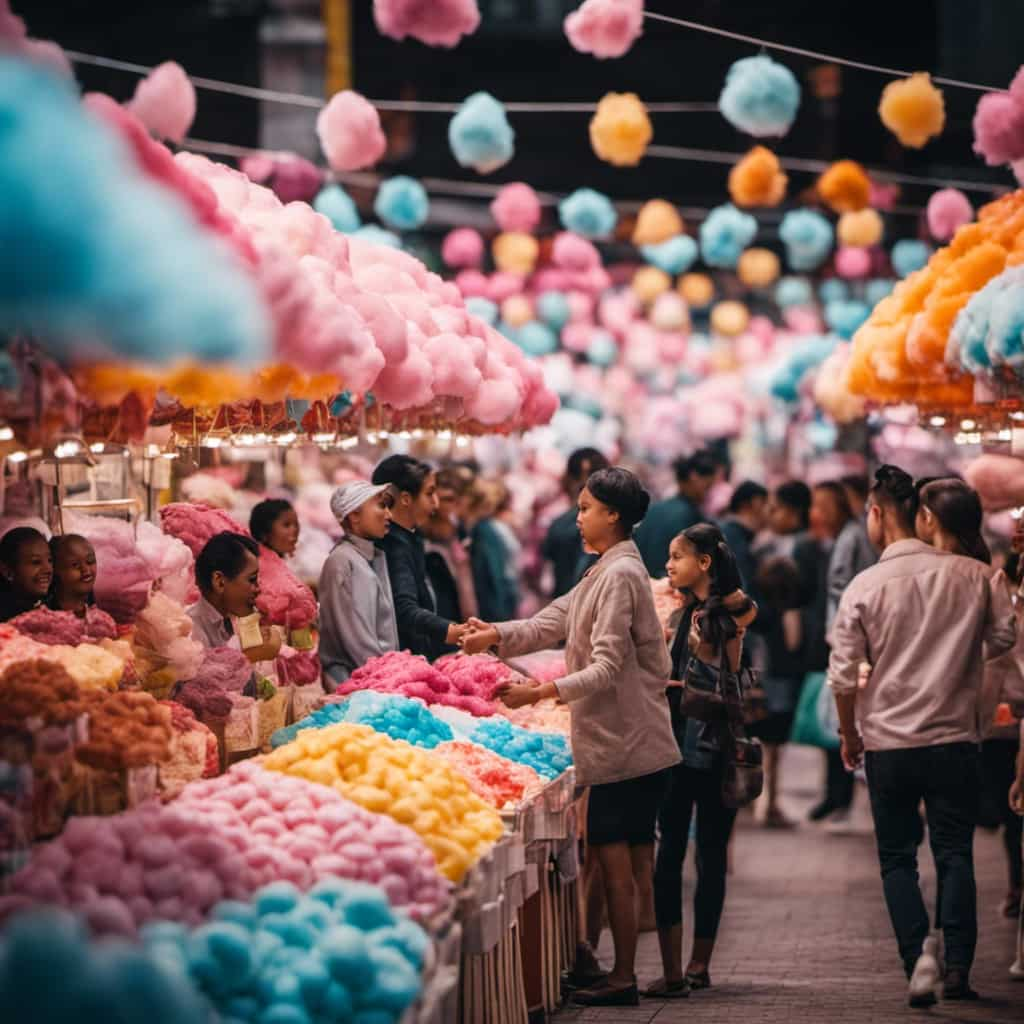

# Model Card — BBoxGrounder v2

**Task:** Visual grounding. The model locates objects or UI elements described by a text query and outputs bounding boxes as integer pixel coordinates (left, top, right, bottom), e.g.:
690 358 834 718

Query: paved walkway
556 748 1023 1023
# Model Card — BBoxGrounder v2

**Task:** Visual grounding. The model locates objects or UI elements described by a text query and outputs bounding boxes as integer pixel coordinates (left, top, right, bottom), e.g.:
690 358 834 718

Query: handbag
678 647 742 723
790 672 840 750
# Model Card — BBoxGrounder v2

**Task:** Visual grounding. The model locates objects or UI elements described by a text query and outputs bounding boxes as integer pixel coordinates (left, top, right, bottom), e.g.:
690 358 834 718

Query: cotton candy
825 299 871 339
878 73 944 148
126 62 196 144
737 247 780 288
316 90 386 172
972 67 1024 166
891 239 932 278
780 209 834 271
374 176 429 231
774 276 813 308
631 199 683 245
818 160 871 213
926 188 972 242
948 263 1024 373
640 235 697 276
449 91 514 174
719 55 801 138
699 204 757 269
490 182 542 232
493 232 539 274
373 0 481 47
728 145 787 208
468 716 572 780
558 188 617 239
313 185 361 233
837 208 883 248
963 454 1024 511
564 0 643 59
835 246 871 280
589 91 651 166
441 227 484 268
770 335 836 403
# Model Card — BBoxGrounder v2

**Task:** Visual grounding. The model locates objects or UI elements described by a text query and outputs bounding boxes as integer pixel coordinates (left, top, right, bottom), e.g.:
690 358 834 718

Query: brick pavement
555 748 1024 1023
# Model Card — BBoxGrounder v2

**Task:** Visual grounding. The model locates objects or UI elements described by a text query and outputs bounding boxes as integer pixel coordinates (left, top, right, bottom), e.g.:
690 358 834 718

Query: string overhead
64 50 715 114
642 10 1004 94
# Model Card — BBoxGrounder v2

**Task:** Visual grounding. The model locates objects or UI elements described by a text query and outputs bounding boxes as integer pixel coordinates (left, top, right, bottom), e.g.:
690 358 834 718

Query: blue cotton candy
699 205 758 269
641 234 698 275
559 188 617 239
260 1005 311 1024
321 925 373 988
891 239 931 278
586 330 618 367
818 278 849 305
517 320 559 356
825 299 871 340
949 264 1024 373
313 185 361 233
865 278 896 307
719 55 801 138
770 335 837 403
497 321 521 345
780 210 834 271
332 691 454 749
255 882 302 917
536 291 571 330
0 57 271 367
774 276 813 308
353 225 403 249
465 296 498 324
449 92 515 174
469 717 572 778
374 176 429 231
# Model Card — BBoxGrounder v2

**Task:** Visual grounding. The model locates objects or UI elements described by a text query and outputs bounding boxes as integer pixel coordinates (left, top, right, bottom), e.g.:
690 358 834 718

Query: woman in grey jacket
462 467 680 1007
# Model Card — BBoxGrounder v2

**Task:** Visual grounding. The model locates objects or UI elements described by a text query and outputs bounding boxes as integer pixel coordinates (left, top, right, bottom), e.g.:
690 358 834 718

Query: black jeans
823 745 855 811
865 743 980 976
981 738 1023 892
653 760 738 937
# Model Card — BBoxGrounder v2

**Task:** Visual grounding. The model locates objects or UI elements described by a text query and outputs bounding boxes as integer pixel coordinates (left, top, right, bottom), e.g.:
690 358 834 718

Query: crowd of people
1 448 1022 1010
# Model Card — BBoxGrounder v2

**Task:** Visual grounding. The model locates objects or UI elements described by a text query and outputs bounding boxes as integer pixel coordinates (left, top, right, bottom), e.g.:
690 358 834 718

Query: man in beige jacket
829 466 1016 1008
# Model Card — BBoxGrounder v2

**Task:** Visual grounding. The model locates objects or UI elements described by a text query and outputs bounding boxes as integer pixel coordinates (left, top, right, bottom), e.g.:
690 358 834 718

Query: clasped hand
453 618 550 708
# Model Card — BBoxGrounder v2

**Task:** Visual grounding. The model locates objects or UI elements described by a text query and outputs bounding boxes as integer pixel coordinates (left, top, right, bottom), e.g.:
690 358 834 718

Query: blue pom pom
774 276 813 308
586 330 618 367
517 321 559 356
259 1004 311 1024
496 320 521 344
891 239 931 278
699 205 757 269
338 692 453 749
255 882 302 918
825 299 871 340
449 92 515 174
465 296 498 324
322 981 355 1020
770 335 837 402
559 188 617 239
641 234 698 276
313 185 361 233
365 946 421 1013
469 717 572 778
780 210 834 271
865 278 895 307
353 225 403 249
321 925 372 989
818 279 849 305
374 176 429 231
536 291 571 330
719 55 801 138
0 57 271 367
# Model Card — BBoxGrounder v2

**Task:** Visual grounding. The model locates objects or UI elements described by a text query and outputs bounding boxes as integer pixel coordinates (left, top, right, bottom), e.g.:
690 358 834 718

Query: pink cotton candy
370 334 436 410
490 183 542 232
442 228 485 268
486 271 526 303
835 246 871 280
422 333 484 400
373 0 481 47
127 61 196 143
317 90 387 171
0 1 72 76
82 896 136 938
926 188 973 241
963 454 1024 511
552 231 600 271
972 70 1024 166
565 0 643 59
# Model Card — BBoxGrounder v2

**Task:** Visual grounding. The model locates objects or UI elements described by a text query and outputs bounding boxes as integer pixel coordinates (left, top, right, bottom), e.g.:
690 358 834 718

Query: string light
0 427 13 442
7 451 28 463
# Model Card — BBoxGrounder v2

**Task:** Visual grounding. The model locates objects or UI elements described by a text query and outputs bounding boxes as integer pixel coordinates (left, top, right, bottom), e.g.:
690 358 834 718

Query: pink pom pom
373 0 481 47
490 183 542 233
973 71 1024 166
561 322 594 353
271 157 325 204
442 228 485 268
564 0 643 59
567 291 596 322
926 188 973 241
455 269 490 297
486 272 526 303
835 246 871 280
552 232 600 271
317 90 387 171
127 62 196 144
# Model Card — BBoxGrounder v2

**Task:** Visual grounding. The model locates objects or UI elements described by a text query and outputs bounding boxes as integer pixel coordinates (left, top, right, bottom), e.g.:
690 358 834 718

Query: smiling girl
0 527 53 621
48 534 97 617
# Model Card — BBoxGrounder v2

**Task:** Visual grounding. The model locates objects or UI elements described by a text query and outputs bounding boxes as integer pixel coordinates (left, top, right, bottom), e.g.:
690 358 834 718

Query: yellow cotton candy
737 248 780 288
710 301 750 337
632 266 671 304
632 199 684 245
501 295 534 328
837 209 884 248
589 92 653 167
879 73 945 149
678 272 714 308
493 232 539 274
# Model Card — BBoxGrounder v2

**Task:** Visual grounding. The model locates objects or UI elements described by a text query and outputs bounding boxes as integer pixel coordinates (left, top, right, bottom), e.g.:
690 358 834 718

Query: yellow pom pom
632 199 684 245
501 294 534 328
710 300 750 337
837 209 884 248
678 272 715 308
728 146 787 208
818 160 871 214
737 248 780 288
492 232 539 274
879 72 945 149
589 92 653 167
631 266 671 304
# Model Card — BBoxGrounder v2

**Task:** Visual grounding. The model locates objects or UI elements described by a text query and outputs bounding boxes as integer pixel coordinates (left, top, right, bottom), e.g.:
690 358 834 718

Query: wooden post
322 0 352 96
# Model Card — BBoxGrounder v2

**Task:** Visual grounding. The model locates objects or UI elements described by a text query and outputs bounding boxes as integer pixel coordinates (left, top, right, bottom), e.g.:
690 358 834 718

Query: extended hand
446 622 468 646
495 680 544 709
840 730 864 772
459 619 499 655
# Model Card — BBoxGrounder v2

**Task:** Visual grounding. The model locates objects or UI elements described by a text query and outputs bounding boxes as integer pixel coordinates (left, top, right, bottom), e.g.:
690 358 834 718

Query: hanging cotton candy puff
373 0 481 47
972 66 1024 166
316 90 387 171
449 91 515 173
564 0 643 59
589 91 652 166
878 72 944 148
699 204 757 269
374 176 429 230
719 55 801 138
126 61 196 144
490 182 541 232
926 189 972 242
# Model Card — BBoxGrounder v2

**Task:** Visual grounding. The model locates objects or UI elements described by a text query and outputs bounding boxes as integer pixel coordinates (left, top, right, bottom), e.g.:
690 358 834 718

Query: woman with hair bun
461 466 681 1007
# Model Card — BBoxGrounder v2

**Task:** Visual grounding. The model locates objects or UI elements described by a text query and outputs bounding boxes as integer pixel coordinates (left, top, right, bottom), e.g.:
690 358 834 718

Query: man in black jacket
372 455 466 660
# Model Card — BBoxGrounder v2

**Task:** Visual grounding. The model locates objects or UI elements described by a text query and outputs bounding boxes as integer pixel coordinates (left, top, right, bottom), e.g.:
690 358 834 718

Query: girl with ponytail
647 524 756 998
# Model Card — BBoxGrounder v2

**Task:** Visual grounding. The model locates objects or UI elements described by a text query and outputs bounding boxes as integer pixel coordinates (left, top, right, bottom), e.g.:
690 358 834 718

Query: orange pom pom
632 199 684 245
837 209 884 248
737 248 780 288
818 160 872 214
728 146 788 208
879 73 945 149
589 92 653 167
678 272 715 308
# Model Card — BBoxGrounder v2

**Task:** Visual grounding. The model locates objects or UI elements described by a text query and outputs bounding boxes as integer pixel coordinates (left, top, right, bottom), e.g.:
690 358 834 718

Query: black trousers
823 745 855 811
653 760 738 937
864 743 980 976
980 737 1023 892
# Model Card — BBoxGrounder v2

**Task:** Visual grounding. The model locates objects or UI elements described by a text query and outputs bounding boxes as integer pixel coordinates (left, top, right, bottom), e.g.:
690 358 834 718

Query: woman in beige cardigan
462 467 681 1007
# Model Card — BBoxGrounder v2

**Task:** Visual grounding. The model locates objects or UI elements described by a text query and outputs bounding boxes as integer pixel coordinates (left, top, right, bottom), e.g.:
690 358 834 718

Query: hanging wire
641 11 1004 93
64 50 716 114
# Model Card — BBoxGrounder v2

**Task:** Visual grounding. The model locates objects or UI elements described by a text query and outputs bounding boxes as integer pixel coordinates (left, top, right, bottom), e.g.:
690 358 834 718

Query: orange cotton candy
589 92 653 167
818 160 871 213
433 741 544 808
728 146 787 208
879 73 945 149
632 200 684 245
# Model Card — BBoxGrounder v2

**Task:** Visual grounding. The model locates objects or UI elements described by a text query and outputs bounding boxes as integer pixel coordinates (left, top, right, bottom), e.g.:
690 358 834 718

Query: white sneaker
908 937 941 1008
